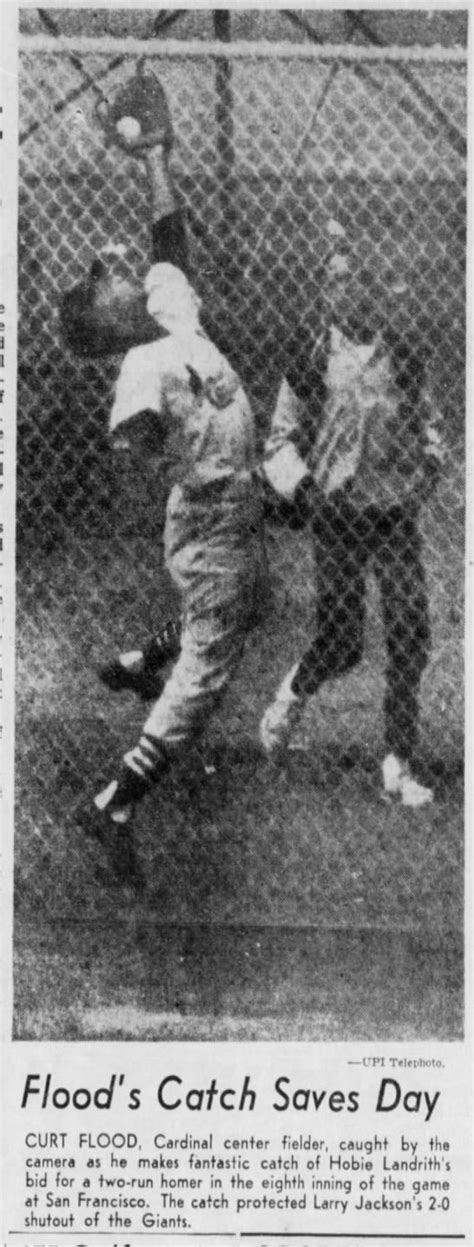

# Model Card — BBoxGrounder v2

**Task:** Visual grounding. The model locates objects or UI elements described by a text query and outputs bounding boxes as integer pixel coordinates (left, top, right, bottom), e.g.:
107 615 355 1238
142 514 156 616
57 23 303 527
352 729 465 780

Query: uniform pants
292 501 431 760
143 481 259 752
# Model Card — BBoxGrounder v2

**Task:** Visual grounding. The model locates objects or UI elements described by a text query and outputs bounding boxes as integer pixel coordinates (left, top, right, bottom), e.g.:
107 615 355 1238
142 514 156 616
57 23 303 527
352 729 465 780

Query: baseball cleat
98 622 181 700
79 779 145 888
95 764 150 817
81 765 151 840
94 778 134 825
381 753 433 807
259 664 304 756
77 793 133 844
98 653 165 701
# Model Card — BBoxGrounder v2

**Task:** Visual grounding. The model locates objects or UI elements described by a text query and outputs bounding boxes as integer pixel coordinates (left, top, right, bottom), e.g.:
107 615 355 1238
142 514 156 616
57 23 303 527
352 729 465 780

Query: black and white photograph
12 4 466 1047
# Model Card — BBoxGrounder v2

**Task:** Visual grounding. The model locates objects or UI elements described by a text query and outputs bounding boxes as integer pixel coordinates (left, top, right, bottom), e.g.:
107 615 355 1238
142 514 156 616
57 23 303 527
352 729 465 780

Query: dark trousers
292 500 431 760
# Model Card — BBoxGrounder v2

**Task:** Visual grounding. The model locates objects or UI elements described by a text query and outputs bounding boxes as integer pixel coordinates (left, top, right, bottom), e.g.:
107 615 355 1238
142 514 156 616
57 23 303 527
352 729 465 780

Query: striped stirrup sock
93 738 168 826
144 619 181 673
123 734 169 787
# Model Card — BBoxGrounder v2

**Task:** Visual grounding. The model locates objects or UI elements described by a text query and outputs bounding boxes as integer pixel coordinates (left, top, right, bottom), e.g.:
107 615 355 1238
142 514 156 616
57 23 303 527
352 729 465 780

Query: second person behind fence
90 262 260 832
260 248 446 806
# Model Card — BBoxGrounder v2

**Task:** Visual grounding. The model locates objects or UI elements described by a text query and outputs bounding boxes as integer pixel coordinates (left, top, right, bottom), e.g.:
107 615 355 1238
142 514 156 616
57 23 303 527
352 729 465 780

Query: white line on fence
19 36 467 65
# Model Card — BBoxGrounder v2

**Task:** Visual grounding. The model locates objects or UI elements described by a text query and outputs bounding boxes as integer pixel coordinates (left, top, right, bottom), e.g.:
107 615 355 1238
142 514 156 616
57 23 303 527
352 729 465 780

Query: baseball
116 115 142 143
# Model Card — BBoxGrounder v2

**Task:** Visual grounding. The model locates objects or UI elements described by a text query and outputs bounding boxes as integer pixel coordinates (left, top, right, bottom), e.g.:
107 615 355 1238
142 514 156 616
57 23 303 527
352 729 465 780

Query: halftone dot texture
16 34 464 961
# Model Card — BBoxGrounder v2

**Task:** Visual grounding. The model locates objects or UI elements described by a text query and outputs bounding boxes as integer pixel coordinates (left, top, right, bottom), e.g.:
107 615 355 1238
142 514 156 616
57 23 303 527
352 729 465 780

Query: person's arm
145 146 189 273
151 210 189 272
263 378 311 502
388 332 446 499
418 376 446 498
263 325 328 504
108 343 167 458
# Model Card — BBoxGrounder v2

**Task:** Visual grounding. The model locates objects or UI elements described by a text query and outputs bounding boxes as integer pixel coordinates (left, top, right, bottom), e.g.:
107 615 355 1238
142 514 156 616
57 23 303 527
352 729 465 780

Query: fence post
213 10 237 286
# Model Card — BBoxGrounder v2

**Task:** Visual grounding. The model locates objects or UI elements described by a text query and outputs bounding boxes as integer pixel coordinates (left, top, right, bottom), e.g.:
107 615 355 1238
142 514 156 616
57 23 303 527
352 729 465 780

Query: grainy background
15 8 465 1040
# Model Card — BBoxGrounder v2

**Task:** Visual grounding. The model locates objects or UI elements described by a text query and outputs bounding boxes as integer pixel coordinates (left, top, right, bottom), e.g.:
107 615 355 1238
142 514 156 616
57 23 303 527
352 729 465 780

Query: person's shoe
93 779 134 824
259 664 305 756
87 765 150 838
75 769 147 888
98 652 165 701
382 753 433 807
98 620 181 700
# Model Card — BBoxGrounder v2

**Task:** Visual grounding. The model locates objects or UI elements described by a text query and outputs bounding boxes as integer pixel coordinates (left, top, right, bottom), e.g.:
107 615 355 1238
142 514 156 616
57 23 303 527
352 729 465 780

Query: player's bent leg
90 736 170 834
259 616 364 759
259 665 306 756
91 521 254 837
80 742 168 888
142 598 245 751
259 529 367 758
382 661 433 807
381 670 433 807
377 514 433 806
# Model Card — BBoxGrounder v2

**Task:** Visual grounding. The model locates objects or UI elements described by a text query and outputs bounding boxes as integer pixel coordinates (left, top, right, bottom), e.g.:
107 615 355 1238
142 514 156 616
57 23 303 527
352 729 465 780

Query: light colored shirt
264 325 445 510
110 329 256 494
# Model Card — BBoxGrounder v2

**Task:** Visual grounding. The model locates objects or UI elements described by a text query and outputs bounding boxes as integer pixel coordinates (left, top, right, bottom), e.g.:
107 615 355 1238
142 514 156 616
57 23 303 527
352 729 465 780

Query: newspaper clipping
1 3 471 1246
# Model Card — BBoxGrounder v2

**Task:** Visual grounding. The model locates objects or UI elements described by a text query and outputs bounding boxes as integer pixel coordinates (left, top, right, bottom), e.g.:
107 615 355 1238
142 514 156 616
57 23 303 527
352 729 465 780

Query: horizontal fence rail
19 35 468 62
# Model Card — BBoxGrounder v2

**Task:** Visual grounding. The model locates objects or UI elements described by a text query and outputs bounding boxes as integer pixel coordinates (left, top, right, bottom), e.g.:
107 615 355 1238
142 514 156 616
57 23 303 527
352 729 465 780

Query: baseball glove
96 58 174 156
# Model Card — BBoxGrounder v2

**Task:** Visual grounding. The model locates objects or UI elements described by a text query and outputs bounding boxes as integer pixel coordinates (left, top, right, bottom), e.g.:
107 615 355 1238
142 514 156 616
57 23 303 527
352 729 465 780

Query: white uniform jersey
110 329 256 495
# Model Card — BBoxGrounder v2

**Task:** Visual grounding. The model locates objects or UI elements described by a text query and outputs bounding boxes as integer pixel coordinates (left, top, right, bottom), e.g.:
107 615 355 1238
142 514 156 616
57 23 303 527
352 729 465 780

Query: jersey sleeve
263 379 310 501
263 325 328 502
151 210 189 273
109 342 165 439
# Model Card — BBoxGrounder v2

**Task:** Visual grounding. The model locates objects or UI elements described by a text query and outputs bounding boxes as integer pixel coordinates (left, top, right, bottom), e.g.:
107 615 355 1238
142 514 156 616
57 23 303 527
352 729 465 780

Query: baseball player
259 247 445 806
79 64 268 701
91 262 261 829
61 64 189 699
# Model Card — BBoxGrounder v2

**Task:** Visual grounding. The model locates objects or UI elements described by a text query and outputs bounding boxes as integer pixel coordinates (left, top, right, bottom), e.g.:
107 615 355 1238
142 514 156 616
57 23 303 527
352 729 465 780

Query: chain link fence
16 39 465 933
